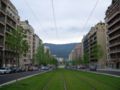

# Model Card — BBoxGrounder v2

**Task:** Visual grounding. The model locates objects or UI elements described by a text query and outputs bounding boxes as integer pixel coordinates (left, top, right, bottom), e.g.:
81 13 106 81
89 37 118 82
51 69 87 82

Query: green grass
0 69 120 90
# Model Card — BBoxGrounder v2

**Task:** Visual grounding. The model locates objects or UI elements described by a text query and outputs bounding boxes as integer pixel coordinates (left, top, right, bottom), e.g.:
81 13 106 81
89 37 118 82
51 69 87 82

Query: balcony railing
1 0 8 4
108 25 120 35
110 49 120 54
0 7 6 14
7 12 16 23
106 2 120 21
0 28 4 35
0 17 5 24
109 33 120 41
0 41 3 47
7 22 16 29
108 18 120 29
109 42 120 48
109 58 120 62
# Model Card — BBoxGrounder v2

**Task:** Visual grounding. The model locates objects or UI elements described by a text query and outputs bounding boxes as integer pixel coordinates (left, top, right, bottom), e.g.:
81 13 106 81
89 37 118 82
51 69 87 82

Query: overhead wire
78 0 100 36
51 0 59 39
24 0 49 36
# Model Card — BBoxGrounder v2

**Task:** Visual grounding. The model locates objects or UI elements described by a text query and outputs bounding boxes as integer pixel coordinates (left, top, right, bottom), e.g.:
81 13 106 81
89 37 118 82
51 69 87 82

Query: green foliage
83 51 89 65
35 44 57 65
6 27 29 66
92 44 103 60
70 58 82 66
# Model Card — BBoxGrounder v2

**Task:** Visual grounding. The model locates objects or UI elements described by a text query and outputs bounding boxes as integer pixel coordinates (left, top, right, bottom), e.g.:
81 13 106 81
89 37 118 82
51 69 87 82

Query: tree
92 44 103 61
35 44 57 66
82 51 89 65
6 27 29 66
35 44 44 65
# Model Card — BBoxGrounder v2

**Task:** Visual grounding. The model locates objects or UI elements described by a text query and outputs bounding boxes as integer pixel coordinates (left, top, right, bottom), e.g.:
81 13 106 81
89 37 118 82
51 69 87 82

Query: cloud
11 0 111 44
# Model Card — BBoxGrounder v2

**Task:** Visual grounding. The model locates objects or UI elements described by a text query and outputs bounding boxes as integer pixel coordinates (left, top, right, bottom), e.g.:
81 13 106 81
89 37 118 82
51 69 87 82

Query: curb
0 71 50 87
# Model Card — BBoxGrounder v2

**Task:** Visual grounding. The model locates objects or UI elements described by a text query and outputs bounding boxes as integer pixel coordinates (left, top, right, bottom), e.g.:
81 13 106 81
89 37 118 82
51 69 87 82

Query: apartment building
105 0 120 69
33 34 42 65
69 43 82 62
69 50 75 61
83 22 107 68
20 20 34 67
44 46 51 55
0 0 20 67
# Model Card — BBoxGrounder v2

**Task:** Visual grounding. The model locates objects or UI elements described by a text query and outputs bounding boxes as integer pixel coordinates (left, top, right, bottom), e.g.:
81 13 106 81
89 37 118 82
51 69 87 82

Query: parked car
0 67 11 74
5 67 11 74
0 68 6 74
78 65 86 69
10 67 17 73
16 67 23 72
89 65 97 71
41 66 49 70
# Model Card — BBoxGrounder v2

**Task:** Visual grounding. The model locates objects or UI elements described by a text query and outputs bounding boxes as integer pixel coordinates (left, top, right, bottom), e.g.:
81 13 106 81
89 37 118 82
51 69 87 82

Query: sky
11 0 111 44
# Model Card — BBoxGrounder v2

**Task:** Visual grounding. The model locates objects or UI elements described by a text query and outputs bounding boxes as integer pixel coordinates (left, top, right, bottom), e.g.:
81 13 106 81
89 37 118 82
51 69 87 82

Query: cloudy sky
11 0 111 44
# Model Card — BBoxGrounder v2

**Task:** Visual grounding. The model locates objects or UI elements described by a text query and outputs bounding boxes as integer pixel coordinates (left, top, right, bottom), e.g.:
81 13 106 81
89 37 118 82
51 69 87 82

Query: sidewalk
97 69 120 72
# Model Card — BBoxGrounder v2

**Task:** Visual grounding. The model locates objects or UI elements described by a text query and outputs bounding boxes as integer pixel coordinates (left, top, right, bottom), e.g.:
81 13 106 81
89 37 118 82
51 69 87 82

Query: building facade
83 22 107 68
0 0 20 67
69 43 82 62
20 20 34 67
105 0 120 69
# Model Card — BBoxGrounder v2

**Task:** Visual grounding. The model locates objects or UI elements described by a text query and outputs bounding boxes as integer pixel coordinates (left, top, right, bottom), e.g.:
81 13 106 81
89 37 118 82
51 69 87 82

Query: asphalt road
0 71 42 85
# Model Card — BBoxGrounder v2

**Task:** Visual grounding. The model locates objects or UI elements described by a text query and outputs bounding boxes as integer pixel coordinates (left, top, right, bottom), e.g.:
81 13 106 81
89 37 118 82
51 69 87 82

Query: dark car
10 67 17 73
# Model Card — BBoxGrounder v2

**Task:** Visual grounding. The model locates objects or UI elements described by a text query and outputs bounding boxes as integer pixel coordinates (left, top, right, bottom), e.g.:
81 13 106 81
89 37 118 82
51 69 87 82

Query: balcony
109 49 120 54
108 18 120 29
7 12 16 23
108 25 120 35
0 40 3 47
110 58 120 62
0 30 4 36
6 27 12 35
0 8 6 15
109 33 120 41
1 0 7 4
106 2 120 21
0 25 5 36
109 42 120 48
0 16 5 25
0 1 7 14
7 21 16 29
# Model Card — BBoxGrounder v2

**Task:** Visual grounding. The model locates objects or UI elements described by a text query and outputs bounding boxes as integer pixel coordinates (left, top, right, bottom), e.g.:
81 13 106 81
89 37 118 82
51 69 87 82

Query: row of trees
67 44 103 66
7 27 57 67
6 27 29 66
34 44 58 66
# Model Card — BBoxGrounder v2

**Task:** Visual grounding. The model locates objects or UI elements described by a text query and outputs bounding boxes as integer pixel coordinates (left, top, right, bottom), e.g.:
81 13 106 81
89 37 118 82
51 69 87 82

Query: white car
0 68 7 74
0 67 11 74
41 66 49 70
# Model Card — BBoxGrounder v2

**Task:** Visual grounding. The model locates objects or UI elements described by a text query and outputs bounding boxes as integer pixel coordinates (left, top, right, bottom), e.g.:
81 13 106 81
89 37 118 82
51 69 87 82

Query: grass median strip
0 69 120 90
44 69 65 90
0 71 55 90
74 70 120 90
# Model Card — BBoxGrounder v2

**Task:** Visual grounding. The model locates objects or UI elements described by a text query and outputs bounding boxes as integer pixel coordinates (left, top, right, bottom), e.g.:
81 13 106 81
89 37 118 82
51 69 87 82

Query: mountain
44 43 79 59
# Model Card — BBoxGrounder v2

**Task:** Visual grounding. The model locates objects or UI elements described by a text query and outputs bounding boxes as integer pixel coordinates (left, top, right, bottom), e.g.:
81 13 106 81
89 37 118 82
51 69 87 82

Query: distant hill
44 43 79 59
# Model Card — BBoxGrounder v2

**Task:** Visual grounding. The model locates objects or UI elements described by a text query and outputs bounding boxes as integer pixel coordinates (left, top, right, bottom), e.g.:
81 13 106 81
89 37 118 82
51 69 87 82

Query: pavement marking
0 71 50 87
